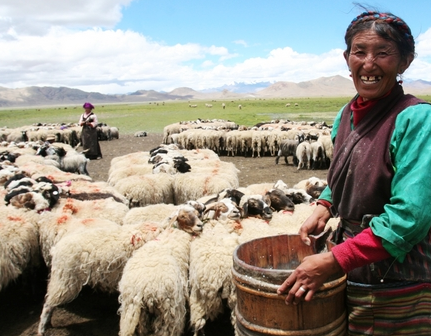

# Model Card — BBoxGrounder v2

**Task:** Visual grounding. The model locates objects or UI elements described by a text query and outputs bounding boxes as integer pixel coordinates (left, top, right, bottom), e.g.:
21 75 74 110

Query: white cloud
0 27 353 94
416 27 431 58
0 0 430 94
233 40 248 47
0 0 131 34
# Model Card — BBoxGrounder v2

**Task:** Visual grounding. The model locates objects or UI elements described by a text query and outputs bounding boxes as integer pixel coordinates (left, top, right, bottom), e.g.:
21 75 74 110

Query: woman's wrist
316 199 332 209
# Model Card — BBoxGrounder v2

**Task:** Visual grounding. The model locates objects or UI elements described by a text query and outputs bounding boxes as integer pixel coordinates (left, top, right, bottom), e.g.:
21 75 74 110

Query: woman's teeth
360 75 382 84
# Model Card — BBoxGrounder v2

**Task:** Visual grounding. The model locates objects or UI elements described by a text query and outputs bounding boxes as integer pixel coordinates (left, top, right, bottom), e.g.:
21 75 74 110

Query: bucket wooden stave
233 234 346 336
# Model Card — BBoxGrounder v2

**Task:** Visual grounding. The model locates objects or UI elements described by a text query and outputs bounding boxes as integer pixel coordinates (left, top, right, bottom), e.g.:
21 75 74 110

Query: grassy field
2 95 430 134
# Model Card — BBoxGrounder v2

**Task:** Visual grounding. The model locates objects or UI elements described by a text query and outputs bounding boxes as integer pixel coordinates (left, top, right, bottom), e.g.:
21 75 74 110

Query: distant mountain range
0 75 430 108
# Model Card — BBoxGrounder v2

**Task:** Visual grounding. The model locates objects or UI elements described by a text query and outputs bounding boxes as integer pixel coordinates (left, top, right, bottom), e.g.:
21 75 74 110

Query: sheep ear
168 215 178 227
202 204 216 219
263 194 271 206
204 196 218 205
203 203 216 214
242 203 248 218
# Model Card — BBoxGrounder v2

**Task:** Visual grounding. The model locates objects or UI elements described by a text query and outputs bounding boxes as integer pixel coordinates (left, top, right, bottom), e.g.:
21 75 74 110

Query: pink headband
347 11 414 49
83 102 94 109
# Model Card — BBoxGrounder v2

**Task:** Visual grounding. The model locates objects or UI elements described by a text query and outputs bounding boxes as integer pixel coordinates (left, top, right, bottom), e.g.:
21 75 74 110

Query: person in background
277 8 431 335
79 102 102 160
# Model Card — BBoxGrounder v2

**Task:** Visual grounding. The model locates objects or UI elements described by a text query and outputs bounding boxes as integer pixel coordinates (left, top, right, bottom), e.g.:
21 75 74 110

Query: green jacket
320 102 431 262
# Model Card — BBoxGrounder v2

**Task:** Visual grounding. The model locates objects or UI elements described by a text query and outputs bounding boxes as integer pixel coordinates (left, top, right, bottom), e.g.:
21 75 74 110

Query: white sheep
173 172 238 205
37 221 164 336
37 204 203 335
54 147 89 175
110 126 119 139
109 152 151 174
17 161 92 183
107 164 153 187
0 208 40 292
114 173 175 207
310 141 326 169
123 203 178 225
237 216 280 244
269 203 339 233
118 224 199 336
189 220 240 335
317 134 333 167
37 212 121 267
51 196 130 225
296 141 312 170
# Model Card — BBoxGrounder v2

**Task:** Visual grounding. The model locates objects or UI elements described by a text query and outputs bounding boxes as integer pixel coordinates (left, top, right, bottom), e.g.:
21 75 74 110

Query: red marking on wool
7 216 23 222
57 215 68 224
233 221 243 232
202 176 212 195
130 234 141 246
82 218 95 225
62 200 79 214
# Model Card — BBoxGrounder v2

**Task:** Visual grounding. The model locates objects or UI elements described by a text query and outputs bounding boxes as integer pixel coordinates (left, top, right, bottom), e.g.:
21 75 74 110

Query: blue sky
0 0 430 94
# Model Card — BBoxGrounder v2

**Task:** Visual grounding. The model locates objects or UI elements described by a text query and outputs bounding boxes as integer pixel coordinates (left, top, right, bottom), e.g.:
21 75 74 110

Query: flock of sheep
162 118 334 169
1 119 337 336
0 122 119 146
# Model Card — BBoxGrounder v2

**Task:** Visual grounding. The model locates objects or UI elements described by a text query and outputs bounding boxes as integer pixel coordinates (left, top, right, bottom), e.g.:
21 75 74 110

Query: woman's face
344 30 412 101
84 108 92 113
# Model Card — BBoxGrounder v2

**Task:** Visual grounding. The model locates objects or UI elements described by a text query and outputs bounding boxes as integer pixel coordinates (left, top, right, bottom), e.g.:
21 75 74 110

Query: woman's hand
277 252 343 305
299 204 331 246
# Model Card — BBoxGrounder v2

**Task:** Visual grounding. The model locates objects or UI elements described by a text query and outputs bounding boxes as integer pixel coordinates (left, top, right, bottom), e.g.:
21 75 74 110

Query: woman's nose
362 54 377 69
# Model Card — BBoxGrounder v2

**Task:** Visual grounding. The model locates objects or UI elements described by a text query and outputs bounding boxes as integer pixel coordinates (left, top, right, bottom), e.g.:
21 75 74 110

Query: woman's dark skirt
81 126 102 160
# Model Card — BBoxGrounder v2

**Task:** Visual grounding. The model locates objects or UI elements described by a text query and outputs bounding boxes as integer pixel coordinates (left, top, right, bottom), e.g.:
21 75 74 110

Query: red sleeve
331 227 391 273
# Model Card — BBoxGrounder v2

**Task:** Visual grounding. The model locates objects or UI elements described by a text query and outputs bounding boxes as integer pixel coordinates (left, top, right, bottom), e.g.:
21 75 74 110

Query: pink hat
83 102 95 109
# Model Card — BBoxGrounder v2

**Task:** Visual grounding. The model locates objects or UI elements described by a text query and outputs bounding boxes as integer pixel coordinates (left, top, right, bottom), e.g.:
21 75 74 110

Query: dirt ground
0 133 328 336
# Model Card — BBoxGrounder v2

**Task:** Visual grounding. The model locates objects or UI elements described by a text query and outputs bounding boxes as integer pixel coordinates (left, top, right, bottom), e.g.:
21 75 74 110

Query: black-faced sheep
52 147 89 175
239 194 273 220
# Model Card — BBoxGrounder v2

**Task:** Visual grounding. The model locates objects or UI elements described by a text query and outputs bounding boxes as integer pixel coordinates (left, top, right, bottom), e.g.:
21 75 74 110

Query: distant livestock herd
0 122 119 147
163 118 334 169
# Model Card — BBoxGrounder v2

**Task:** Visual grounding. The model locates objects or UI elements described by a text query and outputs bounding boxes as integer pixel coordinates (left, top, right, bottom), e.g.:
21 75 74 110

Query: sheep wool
52 197 129 225
37 221 163 336
0 208 40 291
189 221 240 335
118 227 192 336
123 203 178 225
107 164 153 187
113 173 175 207
36 212 120 267
173 172 238 205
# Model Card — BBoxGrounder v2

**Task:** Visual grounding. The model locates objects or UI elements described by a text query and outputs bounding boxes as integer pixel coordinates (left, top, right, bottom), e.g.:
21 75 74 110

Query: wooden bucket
232 234 346 336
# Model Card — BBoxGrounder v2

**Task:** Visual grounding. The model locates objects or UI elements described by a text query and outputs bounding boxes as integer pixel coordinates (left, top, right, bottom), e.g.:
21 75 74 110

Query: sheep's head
202 198 241 222
240 194 273 220
185 200 206 217
285 188 314 204
266 189 295 212
169 204 203 235
217 188 245 206
54 147 67 157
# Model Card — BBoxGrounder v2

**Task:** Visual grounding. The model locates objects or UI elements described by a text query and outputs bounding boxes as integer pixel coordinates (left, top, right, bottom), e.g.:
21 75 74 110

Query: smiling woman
277 8 431 336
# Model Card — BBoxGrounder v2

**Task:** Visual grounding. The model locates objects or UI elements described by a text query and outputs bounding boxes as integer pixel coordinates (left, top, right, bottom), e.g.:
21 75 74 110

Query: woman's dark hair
345 11 415 61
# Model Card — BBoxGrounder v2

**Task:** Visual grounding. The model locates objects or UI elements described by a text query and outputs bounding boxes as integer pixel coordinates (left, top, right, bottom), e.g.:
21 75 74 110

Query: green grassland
2 95 430 134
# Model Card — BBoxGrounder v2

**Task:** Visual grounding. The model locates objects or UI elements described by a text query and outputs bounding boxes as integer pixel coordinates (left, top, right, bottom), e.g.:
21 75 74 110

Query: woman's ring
299 286 306 292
